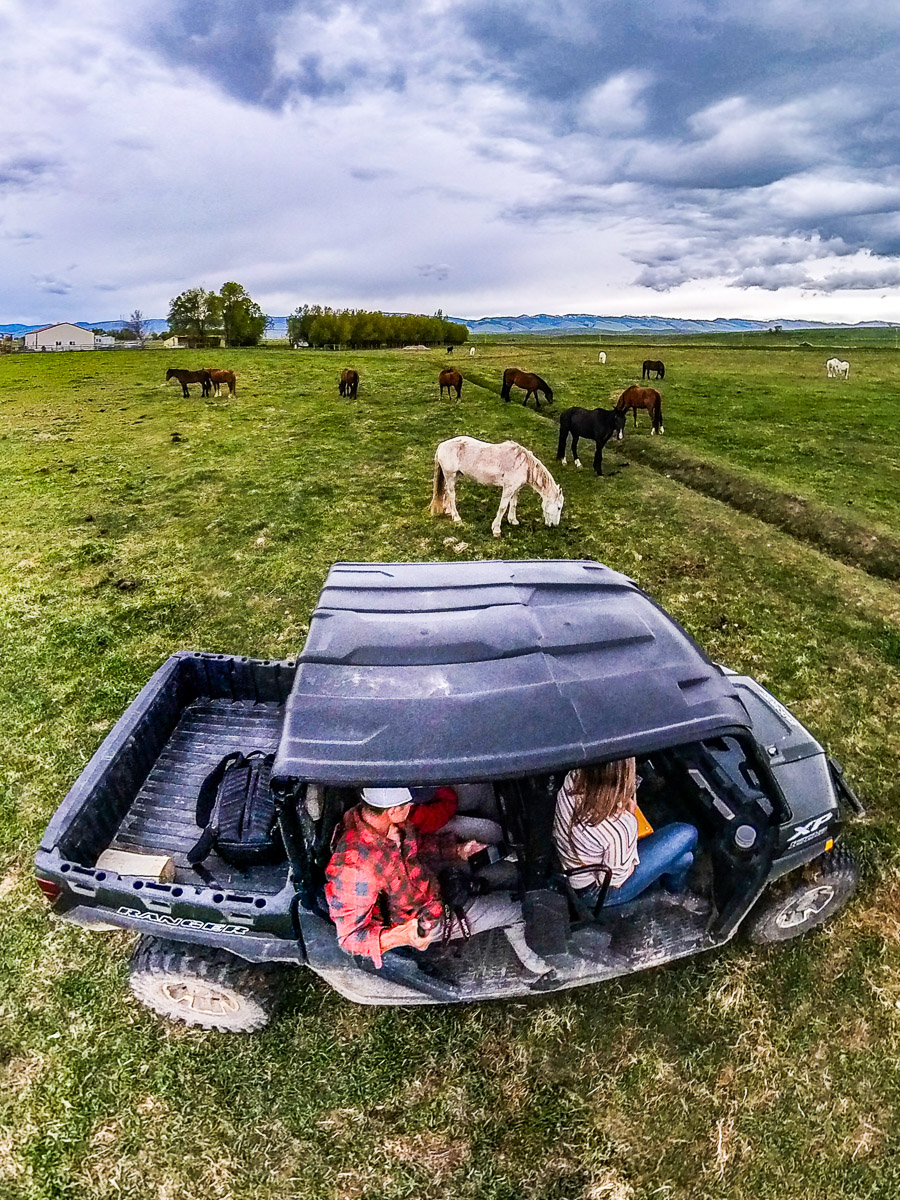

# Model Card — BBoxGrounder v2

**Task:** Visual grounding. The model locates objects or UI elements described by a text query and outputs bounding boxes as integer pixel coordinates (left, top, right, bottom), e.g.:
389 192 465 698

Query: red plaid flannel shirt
324 805 456 968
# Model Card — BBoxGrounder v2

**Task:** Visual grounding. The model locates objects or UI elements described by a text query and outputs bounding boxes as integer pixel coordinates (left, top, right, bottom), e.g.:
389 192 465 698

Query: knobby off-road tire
745 846 859 945
128 936 286 1032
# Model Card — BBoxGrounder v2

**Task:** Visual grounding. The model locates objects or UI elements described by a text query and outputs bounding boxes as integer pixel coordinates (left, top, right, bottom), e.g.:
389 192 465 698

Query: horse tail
654 393 662 430
431 456 447 515
500 373 511 401
659 363 665 379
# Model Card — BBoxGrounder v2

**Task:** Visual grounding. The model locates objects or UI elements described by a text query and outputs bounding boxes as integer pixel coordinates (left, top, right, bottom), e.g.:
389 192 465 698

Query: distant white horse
598 351 606 364
469 346 476 357
431 436 564 538
826 358 850 378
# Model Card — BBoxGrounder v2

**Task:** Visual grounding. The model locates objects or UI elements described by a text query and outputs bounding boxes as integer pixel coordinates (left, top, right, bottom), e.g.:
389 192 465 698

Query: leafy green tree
219 281 269 346
168 288 223 341
284 304 467 348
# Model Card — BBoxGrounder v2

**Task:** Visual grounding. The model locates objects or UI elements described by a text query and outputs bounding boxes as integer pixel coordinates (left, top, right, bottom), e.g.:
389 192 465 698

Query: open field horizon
2 342 900 1199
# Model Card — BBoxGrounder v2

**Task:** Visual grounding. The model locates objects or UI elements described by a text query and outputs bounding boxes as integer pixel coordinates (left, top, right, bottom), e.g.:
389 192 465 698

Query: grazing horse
206 368 236 397
439 368 462 400
469 346 476 357
557 406 626 476
642 359 665 379
500 367 554 408
598 351 607 364
446 345 454 354
166 367 212 398
431 436 564 538
338 368 359 398
616 385 664 434
826 358 850 379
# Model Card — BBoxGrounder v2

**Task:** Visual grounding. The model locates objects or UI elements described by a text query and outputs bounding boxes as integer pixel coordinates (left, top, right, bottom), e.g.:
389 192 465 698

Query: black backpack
187 751 284 869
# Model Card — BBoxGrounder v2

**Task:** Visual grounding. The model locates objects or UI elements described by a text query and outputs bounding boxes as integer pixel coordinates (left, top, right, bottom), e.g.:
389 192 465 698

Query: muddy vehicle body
35 560 863 1029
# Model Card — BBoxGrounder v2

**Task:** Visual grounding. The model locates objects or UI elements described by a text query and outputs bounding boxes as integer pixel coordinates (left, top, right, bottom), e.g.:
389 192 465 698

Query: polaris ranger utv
35 560 863 1031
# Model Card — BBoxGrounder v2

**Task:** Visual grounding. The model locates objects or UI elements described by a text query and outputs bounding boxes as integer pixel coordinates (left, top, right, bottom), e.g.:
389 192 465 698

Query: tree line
286 306 468 349
164 287 469 349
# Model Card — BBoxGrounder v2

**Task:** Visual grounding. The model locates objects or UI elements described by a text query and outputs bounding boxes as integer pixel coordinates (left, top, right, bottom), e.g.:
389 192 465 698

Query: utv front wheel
128 936 285 1032
745 846 859 945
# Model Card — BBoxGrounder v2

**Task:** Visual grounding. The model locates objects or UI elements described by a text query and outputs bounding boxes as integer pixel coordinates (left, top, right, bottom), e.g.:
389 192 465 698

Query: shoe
528 968 559 992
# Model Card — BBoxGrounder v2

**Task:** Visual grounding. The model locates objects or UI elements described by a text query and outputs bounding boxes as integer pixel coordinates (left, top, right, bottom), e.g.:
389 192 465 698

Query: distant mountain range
1 313 897 338
454 314 899 335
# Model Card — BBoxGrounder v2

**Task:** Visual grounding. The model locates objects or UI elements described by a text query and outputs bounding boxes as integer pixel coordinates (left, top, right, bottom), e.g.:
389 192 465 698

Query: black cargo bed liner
108 697 288 892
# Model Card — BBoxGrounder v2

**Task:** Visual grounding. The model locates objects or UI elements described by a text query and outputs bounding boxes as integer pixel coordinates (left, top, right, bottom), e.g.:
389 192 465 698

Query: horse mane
521 446 559 495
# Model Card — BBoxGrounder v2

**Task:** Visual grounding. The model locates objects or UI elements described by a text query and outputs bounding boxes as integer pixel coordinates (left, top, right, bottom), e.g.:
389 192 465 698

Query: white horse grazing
469 346 476 356
826 357 850 378
598 351 606 364
431 436 564 538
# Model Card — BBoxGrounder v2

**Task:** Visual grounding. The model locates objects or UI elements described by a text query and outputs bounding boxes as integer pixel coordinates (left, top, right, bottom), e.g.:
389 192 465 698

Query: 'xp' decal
786 813 831 847
118 908 250 935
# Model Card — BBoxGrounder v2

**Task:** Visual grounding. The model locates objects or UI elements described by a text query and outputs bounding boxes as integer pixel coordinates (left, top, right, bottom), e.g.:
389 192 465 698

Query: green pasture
2 343 900 1200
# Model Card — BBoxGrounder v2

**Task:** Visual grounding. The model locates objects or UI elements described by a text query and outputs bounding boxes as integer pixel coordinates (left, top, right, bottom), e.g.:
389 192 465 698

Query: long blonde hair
569 758 636 827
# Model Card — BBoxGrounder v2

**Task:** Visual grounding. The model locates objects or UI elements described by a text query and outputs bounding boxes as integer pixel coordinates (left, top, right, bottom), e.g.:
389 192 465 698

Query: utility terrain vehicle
35 560 863 1031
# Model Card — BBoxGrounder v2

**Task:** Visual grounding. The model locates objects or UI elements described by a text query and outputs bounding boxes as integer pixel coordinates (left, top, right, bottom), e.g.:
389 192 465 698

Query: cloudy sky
3 0 900 324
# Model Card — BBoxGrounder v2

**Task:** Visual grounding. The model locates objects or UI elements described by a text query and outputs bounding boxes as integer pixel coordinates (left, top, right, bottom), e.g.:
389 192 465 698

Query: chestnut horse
338 368 359 398
500 367 554 408
165 367 212 398
206 368 236 396
616 385 664 434
642 359 665 379
439 368 462 399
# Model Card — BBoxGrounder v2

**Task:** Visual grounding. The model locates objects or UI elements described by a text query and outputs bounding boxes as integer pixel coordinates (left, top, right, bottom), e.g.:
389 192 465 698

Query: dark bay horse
616 385 664 434
166 367 212 398
500 367 553 408
557 406 626 476
205 368 236 396
338 368 359 398
642 359 665 379
439 368 462 399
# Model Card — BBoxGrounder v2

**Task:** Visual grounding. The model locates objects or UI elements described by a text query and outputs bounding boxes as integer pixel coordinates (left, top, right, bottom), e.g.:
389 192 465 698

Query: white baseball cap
361 786 414 809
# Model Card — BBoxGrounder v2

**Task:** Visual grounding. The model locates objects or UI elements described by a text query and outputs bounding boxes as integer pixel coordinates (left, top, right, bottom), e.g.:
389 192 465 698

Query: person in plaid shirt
325 787 549 974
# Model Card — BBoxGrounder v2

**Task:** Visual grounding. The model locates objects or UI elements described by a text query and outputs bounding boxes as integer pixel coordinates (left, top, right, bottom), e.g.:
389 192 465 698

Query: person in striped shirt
553 759 698 909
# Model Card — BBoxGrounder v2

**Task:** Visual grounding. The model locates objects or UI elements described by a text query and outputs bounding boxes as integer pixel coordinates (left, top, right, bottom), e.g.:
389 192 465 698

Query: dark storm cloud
0 154 60 190
33 274 73 295
146 0 333 106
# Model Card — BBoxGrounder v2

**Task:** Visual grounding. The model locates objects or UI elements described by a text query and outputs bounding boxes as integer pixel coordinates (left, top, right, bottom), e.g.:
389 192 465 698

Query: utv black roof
272 560 751 787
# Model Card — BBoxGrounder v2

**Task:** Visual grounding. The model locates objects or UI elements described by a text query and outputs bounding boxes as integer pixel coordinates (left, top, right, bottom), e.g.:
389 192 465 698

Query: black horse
642 359 665 379
166 367 212 398
557 406 626 476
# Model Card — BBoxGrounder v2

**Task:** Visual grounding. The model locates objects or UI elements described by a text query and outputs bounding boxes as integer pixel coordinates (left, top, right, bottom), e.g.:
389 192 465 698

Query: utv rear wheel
128 936 285 1032
745 846 859 945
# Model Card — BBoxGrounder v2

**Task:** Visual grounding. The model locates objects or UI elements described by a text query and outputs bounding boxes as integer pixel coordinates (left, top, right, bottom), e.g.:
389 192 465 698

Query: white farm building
24 323 97 351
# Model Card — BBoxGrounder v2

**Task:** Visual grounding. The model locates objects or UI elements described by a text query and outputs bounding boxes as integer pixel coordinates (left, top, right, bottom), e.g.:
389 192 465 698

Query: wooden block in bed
95 850 176 882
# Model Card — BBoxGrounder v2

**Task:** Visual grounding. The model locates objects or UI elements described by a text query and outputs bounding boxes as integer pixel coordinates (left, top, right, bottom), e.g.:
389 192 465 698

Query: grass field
2 342 900 1200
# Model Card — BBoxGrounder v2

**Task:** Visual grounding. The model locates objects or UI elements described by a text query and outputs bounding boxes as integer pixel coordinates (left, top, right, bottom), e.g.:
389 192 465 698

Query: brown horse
500 367 554 408
642 359 665 379
165 367 212 398
439 368 462 399
205 368 236 396
339 368 359 398
616 385 664 434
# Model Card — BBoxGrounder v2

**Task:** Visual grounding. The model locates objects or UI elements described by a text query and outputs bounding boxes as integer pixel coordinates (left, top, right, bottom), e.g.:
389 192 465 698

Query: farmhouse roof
272 559 750 786
26 322 92 335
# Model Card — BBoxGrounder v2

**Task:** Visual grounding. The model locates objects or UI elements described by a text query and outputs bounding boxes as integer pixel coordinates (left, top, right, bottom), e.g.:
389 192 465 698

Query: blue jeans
579 823 699 910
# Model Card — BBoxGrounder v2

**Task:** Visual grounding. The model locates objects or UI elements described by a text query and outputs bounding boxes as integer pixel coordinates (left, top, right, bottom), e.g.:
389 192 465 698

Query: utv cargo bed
35 652 303 961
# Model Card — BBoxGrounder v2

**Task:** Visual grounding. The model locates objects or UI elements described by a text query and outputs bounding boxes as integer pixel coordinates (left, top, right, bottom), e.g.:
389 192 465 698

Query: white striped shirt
553 771 639 890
